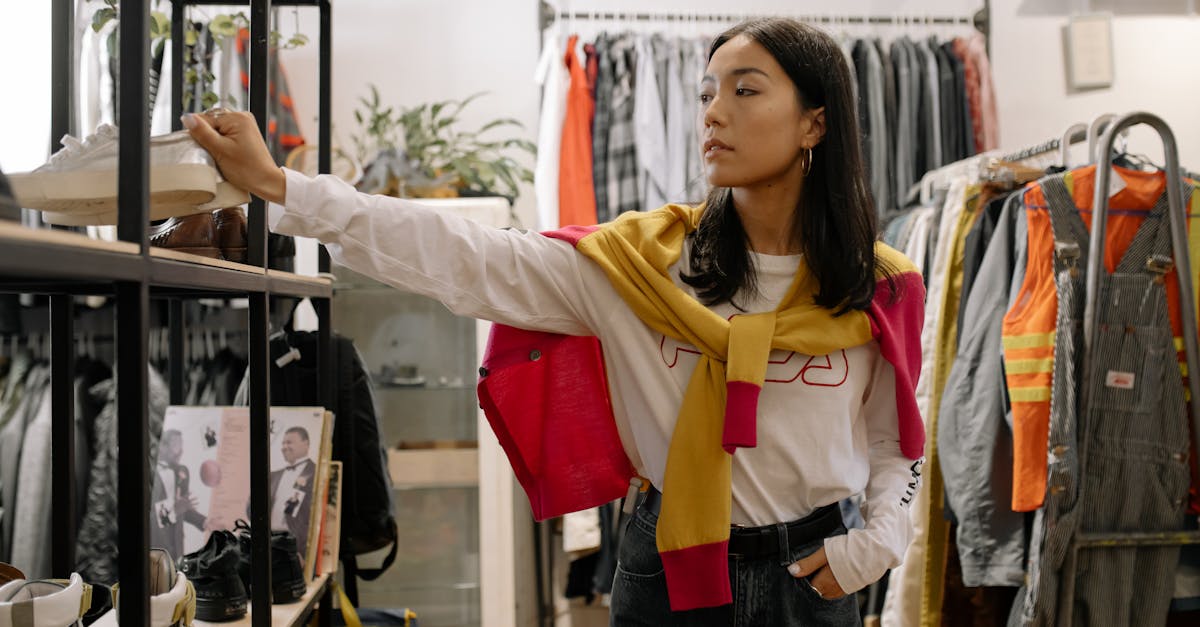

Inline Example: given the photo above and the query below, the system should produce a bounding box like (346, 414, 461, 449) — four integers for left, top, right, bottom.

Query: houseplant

(351, 85, 536, 201)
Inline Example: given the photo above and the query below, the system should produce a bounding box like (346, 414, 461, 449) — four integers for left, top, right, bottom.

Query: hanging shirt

(634, 36, 669, 211)
(891, 39, 915, 210)
(558, 35, 598, 227)
(682, 38, 709, 202)
(664, 39, 690, 204)
(885, 179, 971, 627)
(604, 35, 642, 221)
(9, 385, 50, 578)
(534, 34, 569, 230)
(938, 192, 1028, 588)
(591, 34, 614, 219)
(917, 38, 943, 172)
(959, 33, 999, 152)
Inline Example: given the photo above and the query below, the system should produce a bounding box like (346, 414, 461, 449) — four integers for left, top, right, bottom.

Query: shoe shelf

(0, 221, 332, 299)
(90, 575, 332, 627)
(26, 2, 338, 627)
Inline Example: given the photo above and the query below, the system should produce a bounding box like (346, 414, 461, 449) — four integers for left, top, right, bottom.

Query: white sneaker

(0, 572, 91, 627)
(9, 124, 249, 226)
(113, 549, 195, 627)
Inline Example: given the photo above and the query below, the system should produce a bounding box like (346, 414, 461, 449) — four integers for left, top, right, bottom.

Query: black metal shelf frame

(3, 2, 338, 627)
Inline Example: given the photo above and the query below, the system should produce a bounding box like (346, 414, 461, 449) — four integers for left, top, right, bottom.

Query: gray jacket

(937, 192, 1028, 587)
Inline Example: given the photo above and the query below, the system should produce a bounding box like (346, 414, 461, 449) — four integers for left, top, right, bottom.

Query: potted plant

(351, 85, 535, 202)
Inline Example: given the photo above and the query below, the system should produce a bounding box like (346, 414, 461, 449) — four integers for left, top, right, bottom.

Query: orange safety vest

(1003, 165, 1200, 512)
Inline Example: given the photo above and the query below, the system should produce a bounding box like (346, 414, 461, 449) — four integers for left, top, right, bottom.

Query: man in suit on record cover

(151, 429, 206, 560)
(269, 426, 317, 548)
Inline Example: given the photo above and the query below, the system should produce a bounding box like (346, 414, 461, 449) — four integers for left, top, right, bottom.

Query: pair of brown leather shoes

(149, 207, 247, 263)
(0, 562, 23, 584)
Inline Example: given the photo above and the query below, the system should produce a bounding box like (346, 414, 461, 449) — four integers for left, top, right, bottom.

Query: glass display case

(329, 197, 516, 627)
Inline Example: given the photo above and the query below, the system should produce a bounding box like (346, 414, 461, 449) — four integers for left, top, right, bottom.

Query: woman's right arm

(184, 110, 606, 336)
(272, 169, 603, 336)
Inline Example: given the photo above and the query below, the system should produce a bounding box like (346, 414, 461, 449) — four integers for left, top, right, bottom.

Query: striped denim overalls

(1017, 174, 1192, 626)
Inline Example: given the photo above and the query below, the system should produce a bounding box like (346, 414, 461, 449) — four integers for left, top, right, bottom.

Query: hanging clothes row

(534, 24, 999, 230)
(0, 339, 111, 582)
(0, 322, 247, 584)
(879, 116, 1200, 626)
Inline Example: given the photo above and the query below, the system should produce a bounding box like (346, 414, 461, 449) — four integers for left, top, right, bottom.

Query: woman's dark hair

(681, 18, 892, 314)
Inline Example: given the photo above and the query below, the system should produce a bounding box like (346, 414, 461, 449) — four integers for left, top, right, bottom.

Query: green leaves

(92, 7, 117, 33)
(352, 86, 537, 201)
(149, 11, 169, 37)
(209, 14, 238, 38)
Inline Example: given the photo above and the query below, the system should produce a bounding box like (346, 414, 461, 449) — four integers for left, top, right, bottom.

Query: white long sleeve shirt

(533, 34, 568, 231)
(269, 169, 919, 594)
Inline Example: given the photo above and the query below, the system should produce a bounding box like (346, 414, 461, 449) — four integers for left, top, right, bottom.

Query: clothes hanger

(1087, 113, 1118, 163)
(1060, 122, 1088, 168)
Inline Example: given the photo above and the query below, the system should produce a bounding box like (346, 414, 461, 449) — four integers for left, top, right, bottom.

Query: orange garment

(559, 35, 599, 227)
(1003, 165, 1200, 512)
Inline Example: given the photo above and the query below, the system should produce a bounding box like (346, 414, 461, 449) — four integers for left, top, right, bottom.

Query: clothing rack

(538, 0, 991, 40)
(1056, 111, 1200, 624)
(998, 126, 1090, 164)
(0, 2, 336, 627)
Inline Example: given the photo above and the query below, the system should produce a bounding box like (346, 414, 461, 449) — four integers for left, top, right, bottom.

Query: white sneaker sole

(35, 182, 248, 226)
(9, 163, 242, 224)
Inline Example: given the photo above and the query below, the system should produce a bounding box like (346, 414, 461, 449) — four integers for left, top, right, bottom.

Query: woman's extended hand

(183, 111, 287, 205)
(788, 546, 847, 600)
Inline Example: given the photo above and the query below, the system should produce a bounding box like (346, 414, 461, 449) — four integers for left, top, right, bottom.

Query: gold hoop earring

(801, 147, 813, 177)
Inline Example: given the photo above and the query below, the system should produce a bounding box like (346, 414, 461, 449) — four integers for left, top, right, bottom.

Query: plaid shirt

(605, 35, 642, 220)
(591, 34, 613, 220)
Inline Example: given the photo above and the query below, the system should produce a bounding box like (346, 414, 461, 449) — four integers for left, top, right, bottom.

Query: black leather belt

(639, 487, 843, 560)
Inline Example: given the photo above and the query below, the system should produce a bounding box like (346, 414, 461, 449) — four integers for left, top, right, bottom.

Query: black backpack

(245, 329, 398, 581)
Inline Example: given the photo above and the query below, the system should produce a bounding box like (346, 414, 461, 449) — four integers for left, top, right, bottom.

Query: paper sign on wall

(1065, 14, 1114, 90)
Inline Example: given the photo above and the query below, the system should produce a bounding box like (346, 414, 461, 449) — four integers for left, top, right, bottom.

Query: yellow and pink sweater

(478, 204, 926, 610)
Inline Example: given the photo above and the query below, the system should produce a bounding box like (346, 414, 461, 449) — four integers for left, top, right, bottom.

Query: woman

(185, 17, 925, 626)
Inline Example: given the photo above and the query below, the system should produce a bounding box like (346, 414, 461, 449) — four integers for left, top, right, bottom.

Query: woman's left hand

(787, 546, 847, 599)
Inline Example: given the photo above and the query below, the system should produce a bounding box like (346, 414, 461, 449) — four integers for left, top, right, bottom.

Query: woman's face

(699, 35, 825, 190)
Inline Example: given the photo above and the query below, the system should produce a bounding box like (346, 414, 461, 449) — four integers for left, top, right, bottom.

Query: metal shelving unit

(0, 2, 336, 627)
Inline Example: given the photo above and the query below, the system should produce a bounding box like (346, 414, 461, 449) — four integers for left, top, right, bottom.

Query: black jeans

(609, 503, 862, 626)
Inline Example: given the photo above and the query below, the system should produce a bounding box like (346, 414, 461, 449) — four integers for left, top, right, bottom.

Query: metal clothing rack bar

(1055, 111, 1200, 625)
(998, 138, 1061, 164)
(538, 0, 990, 38)
(997, 125, 1089, 165)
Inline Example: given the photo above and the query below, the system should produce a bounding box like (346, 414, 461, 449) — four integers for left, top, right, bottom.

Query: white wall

(990, 0, 1200, 167)
(278, 0, 1200, 229)
(8, 1, 1200, 185)
(0, 0, 51, 173)
(276, 0, 983, 229)
(278, 0, 542, 227)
